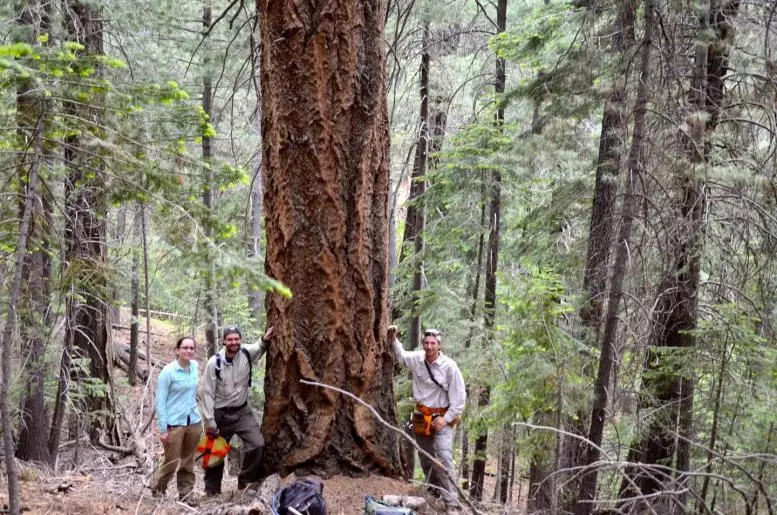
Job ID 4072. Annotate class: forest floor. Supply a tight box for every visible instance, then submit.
[0,313,525,514]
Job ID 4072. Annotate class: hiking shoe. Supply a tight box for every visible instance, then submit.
[151,489,164,499]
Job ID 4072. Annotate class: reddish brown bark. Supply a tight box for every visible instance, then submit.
[259,0,400,476]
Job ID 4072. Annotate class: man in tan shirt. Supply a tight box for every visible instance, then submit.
[389,325,466,514]
[200,325,273,495]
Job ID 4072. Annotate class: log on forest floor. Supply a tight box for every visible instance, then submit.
[113,342,163,382]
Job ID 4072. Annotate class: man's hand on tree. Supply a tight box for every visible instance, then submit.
[262,326,274,343]
[387,325,397,342]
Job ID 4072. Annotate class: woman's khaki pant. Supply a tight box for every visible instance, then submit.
[152,423,202,498]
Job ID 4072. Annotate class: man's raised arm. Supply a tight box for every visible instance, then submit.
[388,325,410,368]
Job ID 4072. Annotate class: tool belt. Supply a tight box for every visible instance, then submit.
[410,404,460,436]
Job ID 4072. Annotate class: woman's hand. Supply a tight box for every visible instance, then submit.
[159,432,169,444]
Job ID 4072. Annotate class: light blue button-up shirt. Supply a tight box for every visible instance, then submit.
[156,359,201,433]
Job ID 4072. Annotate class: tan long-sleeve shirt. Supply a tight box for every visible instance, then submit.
[392,338,466,424]
[199,341,267,428]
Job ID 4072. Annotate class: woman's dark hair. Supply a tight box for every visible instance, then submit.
[175,336,196,349]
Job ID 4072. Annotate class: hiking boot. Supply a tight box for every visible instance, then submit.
[204,489,220,498]
[151,489,164,499]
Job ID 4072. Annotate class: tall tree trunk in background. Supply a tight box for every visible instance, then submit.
[560,1,638,510]
[259,0,400,476]
[395,22,435,480]
[1,70,46,515]
[574,2,654,513]
[110,206,127,324]
[470,0,506,501]
[398,20,430,351]
[15,0,53,466]
[579,1,637,333]
[63,0,119,445]
[202,0,219,357]
[248,22,264,326]
[620,2,740,510]
[128,204,141,386]
[248,162,264,324]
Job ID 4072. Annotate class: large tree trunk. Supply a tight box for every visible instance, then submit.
[259,0,400,476]
[574,2,655,513]
[15,0,53,466]
[620,1,740,510]
[63,0,119,446]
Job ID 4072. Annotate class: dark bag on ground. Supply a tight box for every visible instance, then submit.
[364,496,415,514]
[275,478,327,515]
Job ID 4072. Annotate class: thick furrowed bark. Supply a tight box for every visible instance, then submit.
[259,0,399,476]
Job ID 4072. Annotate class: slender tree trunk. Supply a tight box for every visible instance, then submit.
[202,0,219,357]
[470,386,490,500]
[259,0,400,476]
[398,20,430,350]
[574,2,655,513]
[470,0,506,500]
[248,149,264,324]
[620,1,740,509]
[111,206,127,324]
[128,204,141,386]
[697,342,731,512]
[63,0,119,446]
[1,95,44,515]
[15,0,52,465]
[496,425,512,503]
[460,174,487,491]
[560,6,638,509]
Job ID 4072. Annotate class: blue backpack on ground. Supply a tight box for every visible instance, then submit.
[273,478,327,515]
[364,496,415,514]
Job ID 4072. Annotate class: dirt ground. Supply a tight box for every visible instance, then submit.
[0,463,522,514]
[0,312,524,514]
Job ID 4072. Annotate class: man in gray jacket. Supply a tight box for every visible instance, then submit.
[200,325,273,495]
[389,325,466,514]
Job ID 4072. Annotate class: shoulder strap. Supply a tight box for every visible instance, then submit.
[241,347,252,387]
[215,350,252,387]
[424,360,447,392]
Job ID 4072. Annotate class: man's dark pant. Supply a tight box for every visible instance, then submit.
[204,404,265,494]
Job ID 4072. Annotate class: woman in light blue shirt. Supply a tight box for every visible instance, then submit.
[152,336,202,502]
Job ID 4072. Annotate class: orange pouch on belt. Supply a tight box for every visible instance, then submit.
[411,405,448,436]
